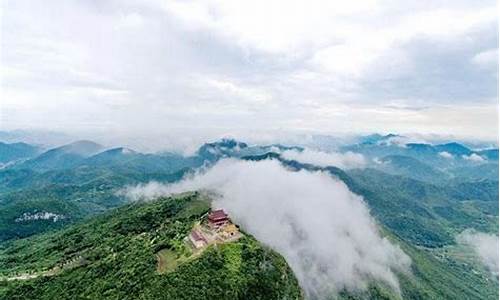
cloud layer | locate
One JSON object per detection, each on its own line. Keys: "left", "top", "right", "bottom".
{"left": 457, "top": 229, "right": 499, "bottom": 276}
{"left": 462, "top": 153, "right": 486, "bottom": 162}
{"left": 1, "top": 0, "right": 498, "bottom": 140}
{"left": 281, "top": 148, "right": 366, "bottom": 169}
{"left": 124, "top": 158, "right": 411, "bottom": 298}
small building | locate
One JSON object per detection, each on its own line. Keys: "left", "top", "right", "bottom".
{"left": 208, "top": 209, "right": 229, "bottom": 228}
{"left": 189, "top": 229, "right": 207, "bottom": 249}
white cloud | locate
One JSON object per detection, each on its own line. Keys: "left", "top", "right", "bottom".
{"left": 123, "top": 158, "right": 411, "bottom": 297}
{"left": 377, "top": 135, "right": 429, "bottom": 147}
{"left": 462, "top": 153, "right": 486, "bottom": 162}
{"left": 309, "top": 43, "right": 387, "bottom": 77}
{"left": 471, "top": 48, "right": 498, "bottom": 69}
{"left": 281, "top": 148, "right": 366, "bottom": 169}
{"left": 438, "top": 151, "right": 453, "bottom": 159}
{"left": 1, "top": 0, "right": 497, "bottom": 141}
{"left": 203, "top": 78, "right": 272, "bottom": 105}
{"left": 160, "top": 0, "right": 379, "bottom": 54}
{"left": 457, "top": 229, "right": 499, "bottom": 276}
{"left": 115, "top": 12, "right": 145, "bottom": 29}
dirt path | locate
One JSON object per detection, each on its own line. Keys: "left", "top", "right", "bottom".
{"left": 1, "top": 255, "right": 85, "bottom": 281}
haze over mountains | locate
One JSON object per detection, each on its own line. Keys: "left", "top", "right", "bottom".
{"left": 0, "top": 132, "right": 498, "bottom": 299}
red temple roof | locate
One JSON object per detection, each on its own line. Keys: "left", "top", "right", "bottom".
{"left": 208, "top": 209, "right": 228, "bottom": 221}
{"left": 191, "top": 230, "right": 206, "bottom": 242}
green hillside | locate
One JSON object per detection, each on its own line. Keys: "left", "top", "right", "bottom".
{"left": 0, "top": 192, "right": 303, "bottom": 300}
{"left": 1, "top": 191, "right": 496, "bottom": 300}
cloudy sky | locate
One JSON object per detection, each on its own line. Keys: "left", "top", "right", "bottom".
{"left": 1, "top": 0, "right": 498, "bottom": 143}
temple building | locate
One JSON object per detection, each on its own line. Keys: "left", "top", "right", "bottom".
{"left": 189, "top": 229, "right": 207, "bottom": 249}
{"left": 208, "top": 209, "right": 229, "bottom": 228}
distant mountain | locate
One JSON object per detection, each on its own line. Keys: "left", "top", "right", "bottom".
{"left": 16, "top": 140, "right": 104, "bottom": 172}
{"left": 447, "top": 179, "right": 499, "bottom": 202}
{"left": 81, "top": 147, "right": 138, "bottom": 166}
{"left": 82, "top": 147, "right": 198, "bottom": 174}
{"left": 376, "top": 155, "right": 450, "bottom": 183}
{"left": 196, "top": 138, "right": 304, "bottom": 163}
{"left": 0, "top": 138, "right": 498, "bottom": 299}
{"left": 406, "top": 143, "right": 436, "bottom": 154}
{"left": 0, "top": 142, "right": 199, "bottom": 241}
{"left": 450, "top": 163, "right": 499, "bottom": 181}
{"left": 196, "top": 138, "right": 249, "bottom": 160}
{"left": 0, "top": 142, "right": 41, "bottom": 165}
{"left": 477, "top": 149, "right": 499, "bottom": 160}
{"left": 0, "top": 130, "right": 74, "bottom": 147}
{"left": 1, "top": 137, "right": 497, "bottom": 248}
{"left": 434, "top": 142, "right": 472, "bottom": 156}
{"left": 344, "top": 139, "right": 497, "bottom": 171}
{"left": 355, "top": 133, "right": 401, "bottom": 145}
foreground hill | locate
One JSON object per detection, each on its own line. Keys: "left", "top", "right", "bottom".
{"left": 0, "top": 193, "right": 303, "bottom": 300}
{"left": 1, "top": 190, "right": 496, "bottom": 299}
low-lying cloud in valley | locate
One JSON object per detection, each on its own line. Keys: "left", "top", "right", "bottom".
{"left": 457, "top": 229, "right": 499, "bottom": 276}
{"left": 438, "top": 151, "right": 453, "bottom": 159}
{"left": 124, "top": 158, "right": 410, "bottom": 298}
{"left": 462, "top": 153, "right": 486, "bottom": 162}
{"left": 281, "top": 148, "right": 366, "bottom": 169}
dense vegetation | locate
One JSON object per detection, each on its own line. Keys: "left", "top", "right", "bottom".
{"left": 0, "top": 193, "right": 303, "bottom": 300}
{"left": 0, "top": 142, "right": 40, "bottom": 165}
{"left": 0, "top": 139, "right": 300, "bottom": 242}
{"left": 347, "top": 169, "right": 498, "bottom": 247}
{"left": 0, "top": 191, "right": 496, "bottom": 300}
{"left": 0, "top": 137, "right": 498, "bottom": 299}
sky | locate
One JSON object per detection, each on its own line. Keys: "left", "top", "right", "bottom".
{"left": 0, "top": 0, "right": 498, "bottom": 145}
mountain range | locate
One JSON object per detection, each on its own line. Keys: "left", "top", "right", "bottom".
{"left": 0, "top": 135, "right": 497, "bottom": 299}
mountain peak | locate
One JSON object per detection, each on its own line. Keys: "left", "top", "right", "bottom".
{"left": 197, "top": 138, "right": 248, "bottom": 157}
{"left": 61, "top": 140, "right": 104, "bottom": 156}
{"left": 211, "top": 138, "right": 248, "bottom": 149}
{"left": 104, "top": 147, "right": 137, "bottom": 155}
{"left": 434, "top": 142, "right": 471, "bottom": 155}
{"left": 359, "top": 133, "right": 402, "bottom": 145}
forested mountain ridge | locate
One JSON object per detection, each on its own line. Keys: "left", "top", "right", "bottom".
{"left": 0, "top": 193, "right": 303, "bottom": 300}
{"left": 0, "top": 137, "right": 497, "bottom": 299}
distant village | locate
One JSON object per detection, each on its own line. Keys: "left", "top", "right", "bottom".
{"left": 186, "top": 208, "right": 241, "bottom": 250}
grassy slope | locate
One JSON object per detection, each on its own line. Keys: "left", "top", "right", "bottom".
{"left": 0, "top": 193, "right": 302, "bottom": 300}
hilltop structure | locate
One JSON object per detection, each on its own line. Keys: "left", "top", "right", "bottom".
{"left": 208, "top": 209, "right": 229, "bottom": 228}
{"left": 187, "top": 208, "right": 241, "bottom": 250}
{"left": 188, "top": 229, "right": 207, "bottom": 249}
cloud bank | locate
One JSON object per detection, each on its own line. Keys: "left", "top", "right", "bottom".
{"left": 281, "top": 149, "right": 366, "bottom": 169}
{"left": 457, "top": 229, "right": 499, "bottom": 276}
{"left": 2, "top": 0, "right": 498, "bottom": 141}
{"left": 438, "top": 151, "right": 453, "bottom": 159}
{"left": 124, "top": 158, "right": 410, "bottom": 298}
{"left": 462, "top": 153, "right": 486, "bottom": 162}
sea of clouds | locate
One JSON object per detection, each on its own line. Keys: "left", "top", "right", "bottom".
{"left": 124, "top": 158, "right": 411, "bottom": 298}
